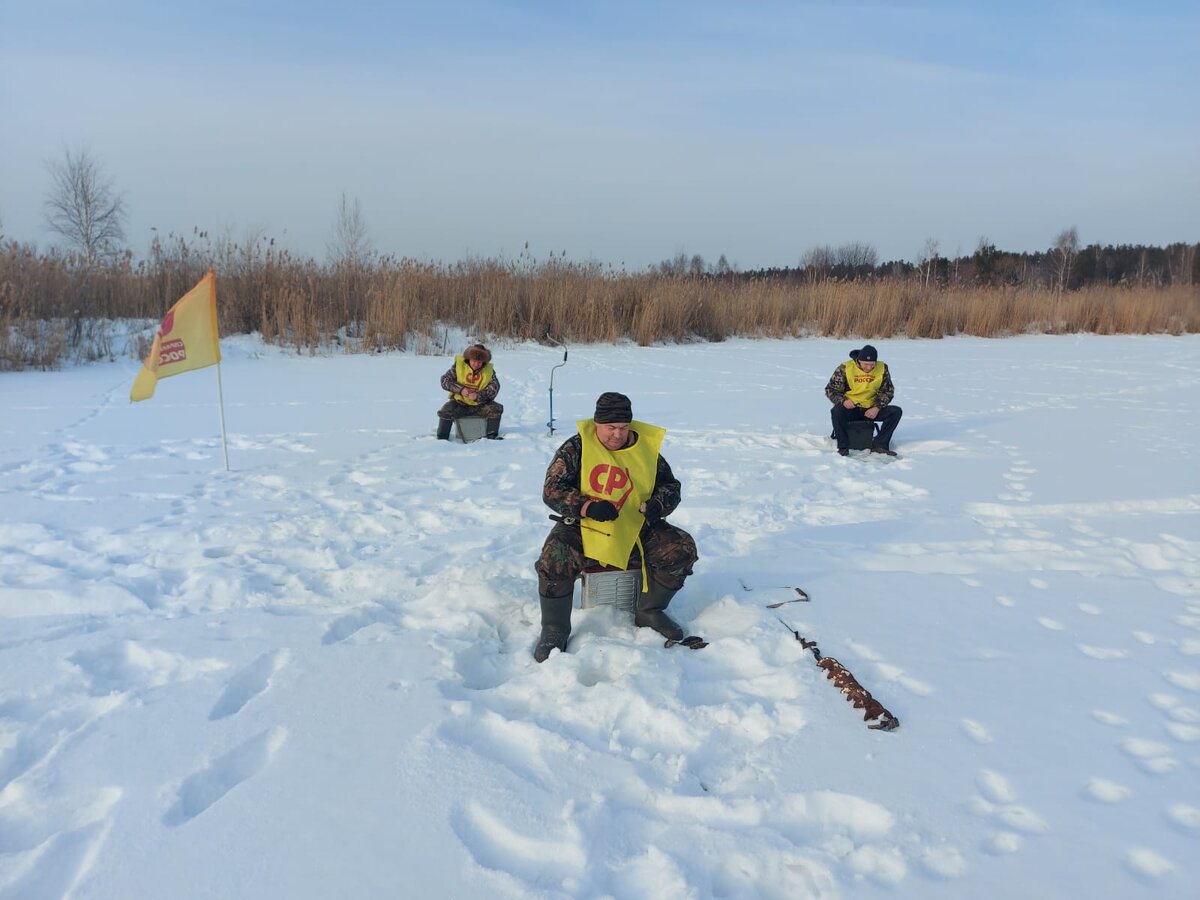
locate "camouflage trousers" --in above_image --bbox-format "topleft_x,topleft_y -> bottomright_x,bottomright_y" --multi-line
535,519 -> 699,599
437,399 -> 504,420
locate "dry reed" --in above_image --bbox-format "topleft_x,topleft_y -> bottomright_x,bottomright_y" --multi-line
1,238 -> 1197,371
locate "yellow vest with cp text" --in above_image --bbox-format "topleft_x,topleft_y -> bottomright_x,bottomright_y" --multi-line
451,356 -> 494,405
842,359 -> 887,408
578,419 -> 665,590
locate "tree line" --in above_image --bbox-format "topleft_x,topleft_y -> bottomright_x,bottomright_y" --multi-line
725,235 -> 1198,290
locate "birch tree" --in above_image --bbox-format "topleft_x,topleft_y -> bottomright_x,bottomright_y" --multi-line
1053,226 -> 1079,292
43,146 -> 127,265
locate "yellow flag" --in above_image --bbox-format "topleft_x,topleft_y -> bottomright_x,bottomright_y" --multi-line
131,269 -> 221,402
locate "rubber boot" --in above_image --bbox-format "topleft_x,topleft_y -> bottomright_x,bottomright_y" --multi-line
485,415 -> 502,440
436,418 -> 452,440
635,580 -> 685,642
533,593 -> 572,662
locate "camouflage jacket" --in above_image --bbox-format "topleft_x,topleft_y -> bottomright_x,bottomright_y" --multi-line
542,432 -> 683,519
824,363 -> 895,408
440,365 -> 500,404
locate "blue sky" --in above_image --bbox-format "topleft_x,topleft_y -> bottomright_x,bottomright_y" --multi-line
2,0 -> 1197,268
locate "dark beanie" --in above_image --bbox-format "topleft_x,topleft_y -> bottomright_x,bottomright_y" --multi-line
858,344 -> 878,362
594,392 -> 633,424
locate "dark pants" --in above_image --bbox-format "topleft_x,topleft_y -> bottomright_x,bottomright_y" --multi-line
831,404 -> 902,450
437,399 -> 503,420
535,520 -> 698,599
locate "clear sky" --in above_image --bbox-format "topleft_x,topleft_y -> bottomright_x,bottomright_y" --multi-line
2,0 -> 1197,269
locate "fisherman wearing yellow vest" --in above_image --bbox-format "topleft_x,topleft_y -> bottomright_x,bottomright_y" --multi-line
825,344 -> 902,456
533,392 -> 701,662
436,344 -> 504,440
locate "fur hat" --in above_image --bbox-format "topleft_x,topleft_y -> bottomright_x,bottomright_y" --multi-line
463,343 -> 491,365
594,392 -> 633,424
857,344 -> 878,362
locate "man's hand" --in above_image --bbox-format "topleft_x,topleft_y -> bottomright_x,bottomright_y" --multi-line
842,399 -> 856,409
865,406 -> 879,420
462,388 -> 478,401
640,499 -> 664,523
585,500 -> 619,521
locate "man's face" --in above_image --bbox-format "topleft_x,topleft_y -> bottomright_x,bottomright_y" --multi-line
467,357 -> 484,371
595,422 -> 631,450
859,359 -> 876,372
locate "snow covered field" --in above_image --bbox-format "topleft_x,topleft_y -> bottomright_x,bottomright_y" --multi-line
2,334 -> 1198,899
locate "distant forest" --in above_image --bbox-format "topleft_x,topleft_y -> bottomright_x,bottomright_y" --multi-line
658,236 -> 1198,290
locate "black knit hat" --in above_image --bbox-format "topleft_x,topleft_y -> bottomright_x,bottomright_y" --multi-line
858,344 -> 878,362
594,392 -> 633,424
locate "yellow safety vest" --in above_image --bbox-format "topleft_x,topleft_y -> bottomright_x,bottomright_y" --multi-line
843,360 -> 887,408
578,419 -> 665,586
452,356 -> 494,405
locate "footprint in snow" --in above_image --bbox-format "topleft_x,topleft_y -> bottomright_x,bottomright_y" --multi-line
966,769 -> 1049,839
1165,669 -> 1200,692
1119,737 -> 1177,775
321,604 -> 394,645
982,831 -> 1022,855
0,814 -> 116,899
1082,778 -> 1131,803
209,649 -> 290,720
918,845 -> 968,879
961,719 -> 993,744
437,713 -> 559,790
450,801 -> 586,884
1122,848 -> 1175,881
1166,804 -> 1200,833
1149,694 -> 1200,741
163,727 -> 287,826
1077,644 -> 1129,660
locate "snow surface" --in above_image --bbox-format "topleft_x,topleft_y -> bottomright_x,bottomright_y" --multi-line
1,333 -> 1198,899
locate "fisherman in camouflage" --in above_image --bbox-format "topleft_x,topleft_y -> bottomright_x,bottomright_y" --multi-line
533,392 -> 700,662
825,344 -> 902,456
436,343 -> 503,440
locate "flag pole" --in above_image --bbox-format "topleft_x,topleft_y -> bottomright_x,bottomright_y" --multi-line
215,361 -> 230,471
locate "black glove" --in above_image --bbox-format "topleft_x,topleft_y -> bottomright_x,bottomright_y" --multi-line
586,500 -> 619,522
642,498 -> 664,523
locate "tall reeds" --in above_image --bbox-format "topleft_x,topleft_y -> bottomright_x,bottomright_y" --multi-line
1,237 -> 1197,371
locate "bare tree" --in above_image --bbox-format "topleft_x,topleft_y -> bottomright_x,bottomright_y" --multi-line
688,253 -> 706,276
1053,226 -> 1079,292
327,192 -> 373,268
801,244 -> 835,282
43,146 -> 127,264
918,237 -> 940,287
656,251 -> 689,276
835,241 -> 878,271
714,253 -> 733,276
1169,242 -> 1196,286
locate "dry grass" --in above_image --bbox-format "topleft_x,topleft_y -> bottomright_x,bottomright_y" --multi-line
2,239 -> 1197,370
